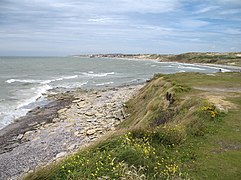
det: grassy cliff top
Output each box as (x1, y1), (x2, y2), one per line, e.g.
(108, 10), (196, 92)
(25, 72), (241, 180)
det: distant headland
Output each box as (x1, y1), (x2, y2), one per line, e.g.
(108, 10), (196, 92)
(74, 52), (241, 67)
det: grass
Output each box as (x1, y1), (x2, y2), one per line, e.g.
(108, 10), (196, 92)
(25, 72), (241, 180)
(135, 52), (241, 67)
(166, 52), (241, 66)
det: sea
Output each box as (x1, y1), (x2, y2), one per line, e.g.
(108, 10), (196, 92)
(0, 56), (229, 129)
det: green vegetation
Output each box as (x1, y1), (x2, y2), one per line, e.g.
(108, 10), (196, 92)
(125, 52), (241, 67)
(167, 52), (241, 66)
(25, 72), (241, 180)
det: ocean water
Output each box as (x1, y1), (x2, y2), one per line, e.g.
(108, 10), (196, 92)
(0, 56), (228, 129)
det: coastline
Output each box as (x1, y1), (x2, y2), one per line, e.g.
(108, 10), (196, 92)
(195, 63), (241, 71)
(1, 56), (240, 179)
(100, 56), (241, 71)
(0, 83), (144, 179)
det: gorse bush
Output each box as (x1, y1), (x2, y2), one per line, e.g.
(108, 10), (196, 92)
(35, 130), (189, 180)
(201, 104), (219, 119)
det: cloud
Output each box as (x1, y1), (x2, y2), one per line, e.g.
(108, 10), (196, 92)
(0, 0), (240, 55)
(179, 19), (210, 29)
(195, 6), (220, 14)
(217, 0), (241, 5)
(87, 16), (125, 24)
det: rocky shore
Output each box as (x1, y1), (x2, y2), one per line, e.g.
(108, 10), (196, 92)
(0, 84), (144, 179)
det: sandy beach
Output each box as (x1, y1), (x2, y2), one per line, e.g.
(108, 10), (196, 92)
(0, 84), (144, 179)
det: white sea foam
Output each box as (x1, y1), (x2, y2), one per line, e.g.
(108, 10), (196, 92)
(6, 79), (42, 84)
(60, 81), (88, 89)
(6, 75), (79, 85)
(96, 82), (114, 86)
(0, 106), (26, 129)
(62, 75), (78, 80)
(5, 79), (16, 83)
(178, 66), (205, 71)
(218, 68), (231, 72)
(17, 84), (52, 109)
(0, 84), (52, 130)
(163, 65), (174, 68)
(40, 75), (78, 84)
(82, 72), (115, 77)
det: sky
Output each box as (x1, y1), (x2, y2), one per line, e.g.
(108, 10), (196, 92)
(0, 0), (241, 56)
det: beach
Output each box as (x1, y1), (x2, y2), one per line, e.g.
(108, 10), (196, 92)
(0, 84), (144, 179)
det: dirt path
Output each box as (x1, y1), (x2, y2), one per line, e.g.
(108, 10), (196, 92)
(194, 87), (241, 93)
(193, 86), (241, 112)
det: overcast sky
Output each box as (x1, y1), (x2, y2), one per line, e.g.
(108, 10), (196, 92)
(0, 0), (241, 56)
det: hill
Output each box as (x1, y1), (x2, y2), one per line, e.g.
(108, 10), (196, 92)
(25, 72), (241, 179)
(81, 52), (241, 67)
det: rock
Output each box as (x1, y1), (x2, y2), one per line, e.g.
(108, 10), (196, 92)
(106, 114), (114, 119)
(110, 127), (115, 131)
(86, 129), (96, 135)
(17, 134), (24, 140)
(95, 112), (104, 117)
(28, 122), (38, 127)
(89, 118), (97, 123)
(49, 130), (57, 135)
(72, 99), (82, 103)
(32, 136), (40, 141)
(74, 131), (82, 136)
(77, 102), (86, 108)
(85, 110), (98, 117)
(56, 152), (67, 159)
(95, 128), (103, 132)
(89, 136), (97, 140)
(44, 123), (53, 128)
(24, 131), (34, 136)
(113, 109), (124, 120)
(28, 170), (34, 174)
(65, 122), (74, 128)
(93, 91), (98, 94)
(68, 144), (78, 151)
(57, 108), (67, 114)
(52, 118), (60, 123)
(66, 118), (75, 123)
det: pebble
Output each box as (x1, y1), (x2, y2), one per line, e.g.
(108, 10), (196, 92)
(86, 129), (96, 135)
(17, 134), (24, 140)
(56, 152), (67, 159)
(72, 99), (82, 103)
(57, 108), (67, 114)
(68, 144), (78, 151)
(0, 84), (144, 180)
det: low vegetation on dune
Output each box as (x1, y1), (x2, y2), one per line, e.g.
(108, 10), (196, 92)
(166, 52), (241, 66)
(117, 52), (241, 67)
(80, 52), (241, 67)
(25, 72), (241, 180)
